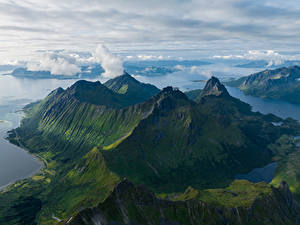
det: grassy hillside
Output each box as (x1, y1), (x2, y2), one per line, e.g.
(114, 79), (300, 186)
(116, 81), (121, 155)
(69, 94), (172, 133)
(1, 77), (300, 224)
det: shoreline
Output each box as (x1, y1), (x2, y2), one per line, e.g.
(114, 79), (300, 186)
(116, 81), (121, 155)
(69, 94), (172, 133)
(0, 112), (46, 192)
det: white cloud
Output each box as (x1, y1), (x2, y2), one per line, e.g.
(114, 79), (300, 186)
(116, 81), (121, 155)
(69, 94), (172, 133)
(1, 0), (300, 62)
(125, 54), (170, 61)
(93, 44), (124, 78)
(213, 50), (300, 67)
(27, 52), (81, 76)
(0, 60), (26, 67)
(174, 65), (185, 70)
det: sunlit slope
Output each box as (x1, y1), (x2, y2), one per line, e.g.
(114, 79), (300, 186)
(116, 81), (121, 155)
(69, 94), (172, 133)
(104, 79), (290, 192)
(13, 79), (158, 162)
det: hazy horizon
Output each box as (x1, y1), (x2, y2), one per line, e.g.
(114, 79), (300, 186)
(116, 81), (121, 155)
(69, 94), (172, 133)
(1, 0), (300, 70)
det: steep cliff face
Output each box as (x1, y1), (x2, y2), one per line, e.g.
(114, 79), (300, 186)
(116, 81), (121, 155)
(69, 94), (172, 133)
(198, 76), (229, 99)
(67, 180), (300, 225)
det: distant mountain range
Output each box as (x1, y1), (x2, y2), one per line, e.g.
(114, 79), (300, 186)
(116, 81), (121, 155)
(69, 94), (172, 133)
(5, 60), (211, 79)
(226, 65), (300, 104)
(1, 73), (300, 225)
(10, 64), (104, 79)
(236, 60), (300, 69)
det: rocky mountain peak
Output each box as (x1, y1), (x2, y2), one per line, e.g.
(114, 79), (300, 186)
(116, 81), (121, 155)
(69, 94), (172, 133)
(200, 76), (230, 97)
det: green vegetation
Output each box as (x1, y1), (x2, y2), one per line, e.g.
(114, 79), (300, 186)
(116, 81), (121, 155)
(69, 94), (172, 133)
(69, 179), (300, 225)
(225, 66), (300, 104)
(184, 89), (201, 101)
(104, 81), (295, 192)
(271, 146), (300, 200)
(172, 180), (271, 208)
(104, 72), (160, 104)
(1, 76), (300, 224)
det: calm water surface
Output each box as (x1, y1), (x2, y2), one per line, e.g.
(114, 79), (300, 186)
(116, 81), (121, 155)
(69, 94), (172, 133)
(0, 75), (84, 189)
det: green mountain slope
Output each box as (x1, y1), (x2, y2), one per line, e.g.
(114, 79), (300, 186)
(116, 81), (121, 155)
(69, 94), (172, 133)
(12, 79), (157, 163)
(68, 180), (300, 225)
(2, 77), (300, 225)
(103, 79), (292, 192)
(104, 72), (160, 103)
(184, 89), (202, 101)
(226, 66), (300, 104)
(3, 78), (161, 224)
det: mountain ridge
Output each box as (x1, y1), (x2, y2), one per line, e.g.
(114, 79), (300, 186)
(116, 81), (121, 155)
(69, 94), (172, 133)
(2, 76), (300, 225)
(226, 65), (300, 104)
(104, 72), (160, 104)
(67, 179), (300, 225)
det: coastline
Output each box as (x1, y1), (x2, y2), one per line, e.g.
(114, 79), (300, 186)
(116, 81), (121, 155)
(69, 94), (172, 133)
(0, 112), (45, 192)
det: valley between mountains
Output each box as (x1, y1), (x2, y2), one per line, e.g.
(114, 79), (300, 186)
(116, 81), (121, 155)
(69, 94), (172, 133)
(1, 73), (300, 225)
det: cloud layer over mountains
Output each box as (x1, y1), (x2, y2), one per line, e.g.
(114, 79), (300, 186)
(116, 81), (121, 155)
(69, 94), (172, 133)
(213, 50), (300, 67)
(24, 45), (124, 77)
(0, 0), (300, 63)
(27, 52), (81, 76)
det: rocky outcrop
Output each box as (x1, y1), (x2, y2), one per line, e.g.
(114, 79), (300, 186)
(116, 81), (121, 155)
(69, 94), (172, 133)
(67, 180), (300, 225)
(198, 76), (229, 99)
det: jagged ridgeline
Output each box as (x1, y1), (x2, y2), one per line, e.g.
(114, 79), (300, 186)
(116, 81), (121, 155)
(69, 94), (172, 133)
(104, 71), (160, 103)
(68, 180), (300, 225)
(12, 73), (160, 161)
(103, 77), (286, 191)
(4, 75), (300, 225)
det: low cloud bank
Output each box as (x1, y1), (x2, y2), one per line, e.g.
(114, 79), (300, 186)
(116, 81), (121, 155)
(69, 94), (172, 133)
(24, 45), (124, 77)
(213, 50), (300, 67)
(27, 52), (81, 76)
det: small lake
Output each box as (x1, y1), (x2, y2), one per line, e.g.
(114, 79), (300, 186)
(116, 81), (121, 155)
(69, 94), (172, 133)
(235, 162), (278, 183)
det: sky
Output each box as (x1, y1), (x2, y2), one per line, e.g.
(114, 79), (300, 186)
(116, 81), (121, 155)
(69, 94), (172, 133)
(0, 0), (300, 65)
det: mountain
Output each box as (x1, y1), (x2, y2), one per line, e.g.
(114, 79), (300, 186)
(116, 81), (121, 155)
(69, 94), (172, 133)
(104, 72), (160, 103)
(184, 89), (202, 101)
(10, 65), (104, 79)
(185, 76), (229, 101)
(103, 82), (291, 192)
(236, 60), (300, 69)
(2, 77), (300, 224)
(226, 66), (300, 104)
(68, 180), (300, 225)
(197, 76), (229, 99)
(11, 78), (159, 162)
(123, 60), (211, 77)
(236, 60), (270, 68)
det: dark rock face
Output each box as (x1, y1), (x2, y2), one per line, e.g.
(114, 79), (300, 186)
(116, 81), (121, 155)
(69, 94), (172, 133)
(277, 181), (299, 210)
(68, 180), (300, 225)
(198, 76), (230, 99)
